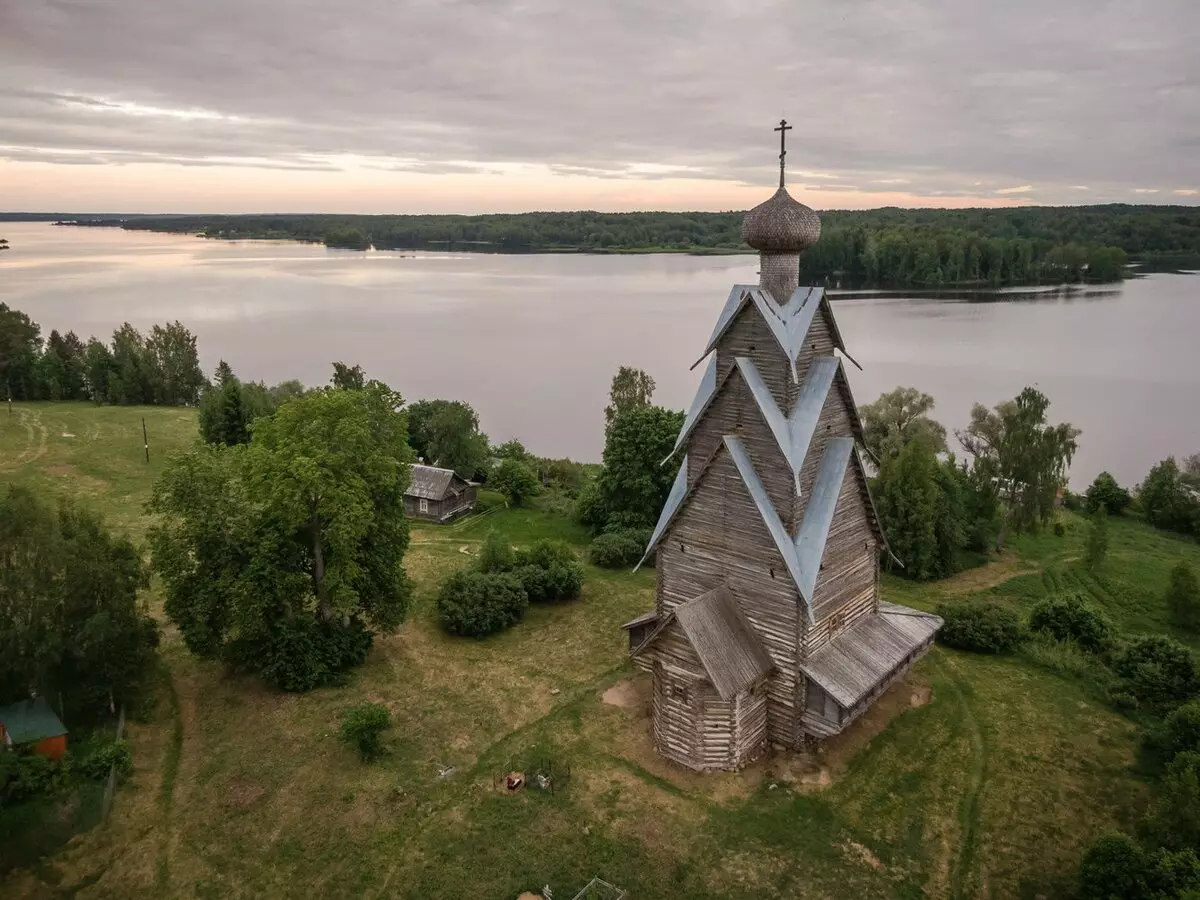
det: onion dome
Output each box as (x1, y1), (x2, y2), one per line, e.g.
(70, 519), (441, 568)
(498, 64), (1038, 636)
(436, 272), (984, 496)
(741, 185), (821, 252)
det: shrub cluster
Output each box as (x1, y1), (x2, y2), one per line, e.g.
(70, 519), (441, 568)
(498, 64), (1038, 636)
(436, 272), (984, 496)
(1113, 635), (1200, 710)
(339, 702), (392, 762)
(589, 528), (649, 569)
(438, 570), (529, 637)
(1029, 592), (1114, 653)
(437, 534), (587, 637)
(936, 600), (1024, 654)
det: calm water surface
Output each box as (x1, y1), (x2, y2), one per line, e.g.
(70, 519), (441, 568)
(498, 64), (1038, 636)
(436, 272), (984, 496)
(2, 222), (1197, 487)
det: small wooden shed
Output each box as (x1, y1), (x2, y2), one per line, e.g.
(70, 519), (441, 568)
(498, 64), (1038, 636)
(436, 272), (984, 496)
(0, 697), (68, 761)
(404, 464), (478, 523)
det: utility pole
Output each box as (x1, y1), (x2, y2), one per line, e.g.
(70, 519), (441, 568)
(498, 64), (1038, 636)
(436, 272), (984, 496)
(142, 417), (150, 463)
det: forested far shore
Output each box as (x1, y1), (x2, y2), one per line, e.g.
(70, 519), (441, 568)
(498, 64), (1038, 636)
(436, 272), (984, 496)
(7, 203), (1199, 288)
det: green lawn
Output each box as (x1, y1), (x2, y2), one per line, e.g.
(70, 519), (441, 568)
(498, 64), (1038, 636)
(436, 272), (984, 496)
(3, 402), (1195, 899)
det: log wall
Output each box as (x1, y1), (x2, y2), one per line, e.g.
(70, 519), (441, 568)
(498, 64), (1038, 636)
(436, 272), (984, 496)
(656, 452), (801, 747)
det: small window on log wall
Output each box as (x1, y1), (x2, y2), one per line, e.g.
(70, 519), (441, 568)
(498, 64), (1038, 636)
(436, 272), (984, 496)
(828, 612), (844, 635)
(769, 567), (775, 579)
(679, 542), (686, 553)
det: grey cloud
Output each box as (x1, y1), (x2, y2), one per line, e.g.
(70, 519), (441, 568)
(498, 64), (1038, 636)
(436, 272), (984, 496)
(0, 0), (1197, 204)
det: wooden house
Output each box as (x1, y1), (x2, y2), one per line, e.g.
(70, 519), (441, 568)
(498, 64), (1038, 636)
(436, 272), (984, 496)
(621, 128), (942, 772)
(404, 464), (478, 522)
(0, 697), (68, 761)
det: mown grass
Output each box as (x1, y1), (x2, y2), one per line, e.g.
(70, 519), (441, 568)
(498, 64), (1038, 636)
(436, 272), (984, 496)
(3, 403), (1195, 898)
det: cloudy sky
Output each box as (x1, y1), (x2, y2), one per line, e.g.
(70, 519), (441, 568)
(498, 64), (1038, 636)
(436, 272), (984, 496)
(1, 0), (1197, 213)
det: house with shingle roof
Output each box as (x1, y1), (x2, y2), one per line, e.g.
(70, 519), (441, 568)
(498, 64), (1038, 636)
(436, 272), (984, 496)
(404, 464), (478, 522)
(620, 125), (941, 771)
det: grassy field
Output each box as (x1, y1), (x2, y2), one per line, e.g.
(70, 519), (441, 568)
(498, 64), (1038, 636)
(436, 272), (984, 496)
(4, 402), (1200, 899)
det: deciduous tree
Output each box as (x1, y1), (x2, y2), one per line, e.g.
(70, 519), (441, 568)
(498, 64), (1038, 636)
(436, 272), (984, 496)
(594, 405), (685, 529)
(0, 486), (158, 718)
(604, 366), (655, 427)
(150, 384), (414, 691)
(957, 387), (1080, 550)
(861, 387), (948, 463)
(489, 458), (540, 507)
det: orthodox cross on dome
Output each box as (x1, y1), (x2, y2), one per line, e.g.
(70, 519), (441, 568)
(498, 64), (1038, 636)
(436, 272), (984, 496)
(774, 118), (792, 187)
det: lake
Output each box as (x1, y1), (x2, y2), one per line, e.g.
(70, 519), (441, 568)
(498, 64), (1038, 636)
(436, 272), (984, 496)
(2, 221), (1197, 488)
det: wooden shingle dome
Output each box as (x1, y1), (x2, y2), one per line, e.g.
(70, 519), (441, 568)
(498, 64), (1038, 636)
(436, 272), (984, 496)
(741, 185), (821, 252)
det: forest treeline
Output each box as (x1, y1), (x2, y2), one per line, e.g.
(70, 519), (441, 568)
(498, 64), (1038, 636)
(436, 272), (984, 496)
(35, 203), (1195, 287)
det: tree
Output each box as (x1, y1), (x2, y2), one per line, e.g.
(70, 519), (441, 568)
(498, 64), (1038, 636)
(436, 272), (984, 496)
(214, 359), (235, 386)
(425, 401), (489, 479)
(875, 437), (943, 580)
(1078, 833), (1149, 900)
(489, 458), (541, 507)
(145, 321), (205, 405)
(199, 377), (251, 447)
(107, 323), (152, 405)
(330, 361), (366, 391)
(861, 387), (948, 463)
(149, 383), (414, 691)
(1086, 471), (1132, 516)
(1140, 458), (1199, 536)
(1169, 562), (1200, 633)
(957, 387), (1080, 550)
(594, 405), (685, 529)
(0, 303), (41, 401)
(604, 366), (655, 427)
(493, 439), (533, 463)
(83, 338), (115, 402)
(0, 486), (158, 719)
(1085, 505), (1109, 572)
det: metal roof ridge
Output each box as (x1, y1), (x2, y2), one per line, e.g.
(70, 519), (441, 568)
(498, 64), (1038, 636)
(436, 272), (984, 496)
(794, 437), (856, 599)
(723, 434), (815, 623)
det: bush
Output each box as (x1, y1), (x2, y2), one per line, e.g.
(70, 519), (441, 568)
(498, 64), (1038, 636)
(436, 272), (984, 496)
(589, 531), (646, 569)
(339, 702), (391, 762)
(1114, 635), (1200, 709)
(1143, 761), (1200, 852)
(1053, 521), (1066, 537)
(514, 562), (584, 604)
(0, 752), (69, 804)
(1029, 592), (1114, 653)
(477, 531), (517, 574)
(1168, 562), (1200, 633)
(1148, 702), (1200, 767)
(1086, 471), (1132, 516)
(75, 738), (133, 781)
(517, 539), (577, 571)
(936, 601), (1024, 654)
(249, 616), (373, 693)
(438, 571), (528, 637)
(1078, 833), (1148, 900)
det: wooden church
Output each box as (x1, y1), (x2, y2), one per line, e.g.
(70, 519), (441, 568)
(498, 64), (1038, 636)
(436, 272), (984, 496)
(622, 122), (942, 772)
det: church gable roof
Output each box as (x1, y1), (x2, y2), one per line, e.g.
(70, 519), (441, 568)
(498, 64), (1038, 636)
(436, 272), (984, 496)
(637, 434), (865, 624)
(692, 285), (853, 380)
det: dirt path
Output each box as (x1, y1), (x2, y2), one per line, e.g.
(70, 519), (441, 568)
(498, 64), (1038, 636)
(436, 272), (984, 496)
(155, 672), (186, 891)
(938, 655), (988, 900)
(1, 409), (43, 471)
(937, 552), (1039, 597)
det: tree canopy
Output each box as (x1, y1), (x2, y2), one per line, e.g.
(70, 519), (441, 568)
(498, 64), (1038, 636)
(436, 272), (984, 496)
(860, 386), (948, 463)
(0, 486), (158, 720)
(588, 405), (685, 531)
(605, 366), (655, 427)
(149, 383), (414, 691)
(957, 386), (1079, 549)
(406, 399), (489, 479)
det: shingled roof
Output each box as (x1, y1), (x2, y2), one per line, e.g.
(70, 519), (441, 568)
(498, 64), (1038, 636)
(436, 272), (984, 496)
(407, 464), (460, 500)
(633, 586), (775, 701)
(800, 603), (943, 709)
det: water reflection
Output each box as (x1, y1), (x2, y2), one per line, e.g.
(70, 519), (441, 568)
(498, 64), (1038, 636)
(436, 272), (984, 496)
(2, 222), (1196, 488)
